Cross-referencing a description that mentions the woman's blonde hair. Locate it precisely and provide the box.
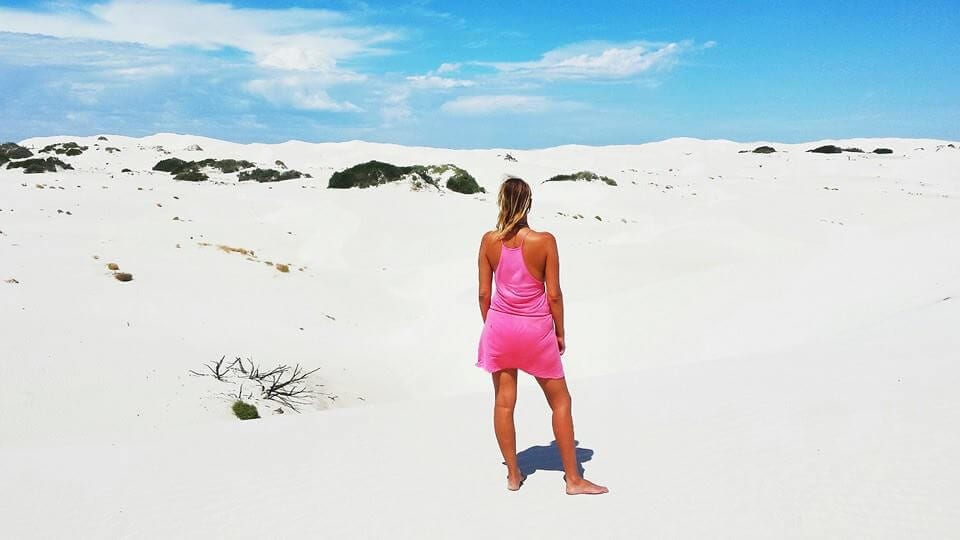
[495,177,532,239]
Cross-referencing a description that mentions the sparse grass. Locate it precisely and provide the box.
[107,262,119,270]
[113,272,133,282]
[232,400,260,420]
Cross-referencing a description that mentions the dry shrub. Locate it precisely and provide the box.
[114,272,133,282]
[106,262,119,270]
[275,263,290,273]
[218,245,255,257]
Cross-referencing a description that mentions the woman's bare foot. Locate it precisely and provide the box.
[507,471,525,491]
[564,475,609,495]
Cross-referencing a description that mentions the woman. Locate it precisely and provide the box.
[477,177,608,495]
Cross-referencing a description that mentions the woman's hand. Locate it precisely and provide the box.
[556,334,566,356]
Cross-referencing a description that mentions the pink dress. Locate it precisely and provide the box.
[477,232,564,379]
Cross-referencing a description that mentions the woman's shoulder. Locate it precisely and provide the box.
[526,228,557,243]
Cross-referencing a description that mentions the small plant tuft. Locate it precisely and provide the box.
[113,272,133,282]
[232,400,260,420]
[107,262,119,270]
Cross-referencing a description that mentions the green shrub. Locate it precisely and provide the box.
[6,157,74,173]
[752,146,776,154]
[174,170,208,181]
[329,160,407,189]
[237,168,304,182]
[808,145,843,154]
[40,142,87,155]
[329,161,481,192]
[873,148,894,154]
[444,168,483,194]
[545,171,617,186]
[153,158,192,174]
[0,142,33,162]
[232,400,260,420]
[195,158,256,173]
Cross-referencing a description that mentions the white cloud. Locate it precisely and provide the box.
[109,64,177,79]
[436,62,460,73]
[245,77,362,112]
[380,90,413,125]
[405,75,475,89]
[440,95,554,115]
[0,0,394,74]
[483,40,695,80]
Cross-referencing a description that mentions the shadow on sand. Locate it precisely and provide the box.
[514,440,594,478]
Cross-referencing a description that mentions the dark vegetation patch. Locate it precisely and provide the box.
[153,157,192,174]
[40,142,88,156]
[152,157,270,181]
[238,168,306,182]
[328,161,484,194]
[6,157,74,173]
[873,148,894,154]
[842,147,864,153]
[808,145,843,154]
[197,158,256,173]
[544,171,617,186]
[97,136,108,141]
[232,400,260,420]
[752,146,777,154]
[113,272,133,282]
[0,142,33,164]
[174,170,209,182]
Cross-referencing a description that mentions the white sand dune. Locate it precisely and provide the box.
[1,134,958,537]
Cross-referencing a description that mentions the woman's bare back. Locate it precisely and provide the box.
[482,227,555,283]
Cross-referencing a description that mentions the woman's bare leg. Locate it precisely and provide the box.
[492,369,523,490]
[536,377,609,495]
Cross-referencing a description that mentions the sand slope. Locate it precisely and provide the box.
[1,134,958,537]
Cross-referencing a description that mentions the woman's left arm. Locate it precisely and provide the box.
[478,232,493,321]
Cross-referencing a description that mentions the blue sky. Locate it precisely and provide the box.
[1,0,957,148]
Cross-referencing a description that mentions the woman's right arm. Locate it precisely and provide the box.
[543,232,565,355]
[478,232,493,322]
